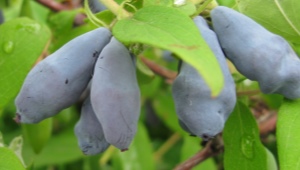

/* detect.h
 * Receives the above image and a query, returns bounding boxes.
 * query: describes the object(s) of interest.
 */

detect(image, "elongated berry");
[211,6,300,99]
[75,95,110,155]
[15,28,111,123]
[91,37,140,150]
[172,16,236,140]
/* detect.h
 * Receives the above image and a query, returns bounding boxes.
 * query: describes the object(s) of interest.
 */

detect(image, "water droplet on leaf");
[17,23,41,34]
[3,41,14,54]
[241,135,254,159]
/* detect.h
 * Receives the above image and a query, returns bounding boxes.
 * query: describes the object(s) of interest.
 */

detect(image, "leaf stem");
[99,0,132,19]
[84,0,108,28]
[237,90,261,96]
[99,146,116,166]
[140,56,177,82]
[174,139,223,170]
[194,0,213,15]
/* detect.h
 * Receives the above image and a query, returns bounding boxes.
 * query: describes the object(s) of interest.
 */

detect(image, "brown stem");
[74,13,87,26]
[174,141,222,170]
[259,113,277,136]
[36,0,71,11]
[173,111,277,170]
[237,90,261,96]
[140,57,177,82]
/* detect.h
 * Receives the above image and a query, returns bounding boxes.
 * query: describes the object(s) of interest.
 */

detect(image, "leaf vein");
[274,0,300,37]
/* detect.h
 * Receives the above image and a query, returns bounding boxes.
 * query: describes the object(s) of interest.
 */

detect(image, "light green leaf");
[0,17,51,109]
[223,101,267,170]
[175,2,196,16]
[0,131,4,147]
[238,0,300,44]
[114,123,155,170]
[180,136,216,170]
[143,0,173,7]
[31,1,51,24]
[216,0,237,8]
[0,147,26,170]
[8,136,25,167]
[265,148,278,170]
[277,99,300,170]
[113,6,224,96]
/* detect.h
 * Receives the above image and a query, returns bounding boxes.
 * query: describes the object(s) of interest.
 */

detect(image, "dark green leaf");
[223,101,267,170]
[30,128,83,167]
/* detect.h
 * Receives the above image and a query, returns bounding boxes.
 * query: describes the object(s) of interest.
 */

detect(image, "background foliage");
[0,0,300,170]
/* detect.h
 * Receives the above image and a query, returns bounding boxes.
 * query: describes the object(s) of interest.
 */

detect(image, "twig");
[36,0,70,11]
[174,140,222,170]
[74,13,87,26]
[237,90,261,96]
[140,57,177,82]
[154,133,181,162]
[259,113,277,136]
[100,0,131,19]
[173,111,277,170]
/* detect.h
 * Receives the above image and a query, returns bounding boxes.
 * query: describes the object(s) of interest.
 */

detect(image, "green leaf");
[223,101,267,170]
[238,0,300,44]
[261,94,283,110]
[291,42,300,56]
[0,17,51,109]
[48,10,78,35]
[19,0,33,18]
[113,5,224,96]
[114,123,155,170]
[175,2,196,16]
[139,76,162,99]
[180,136,216,170]
[216,0,237,8]
[0,147,26,170]
[22,118,52,154]
[277,99,300,170]
[31,1,51,24]
[50,24,94,53]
